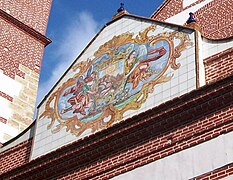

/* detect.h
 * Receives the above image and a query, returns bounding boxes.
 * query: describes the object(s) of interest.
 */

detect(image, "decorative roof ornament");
[185,12,201,33]
[186,12,196,24]
[117,3,125,13]
[112,3,129,20]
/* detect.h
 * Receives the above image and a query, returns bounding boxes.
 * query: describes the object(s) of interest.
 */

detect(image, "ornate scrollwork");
[39,24,193,137]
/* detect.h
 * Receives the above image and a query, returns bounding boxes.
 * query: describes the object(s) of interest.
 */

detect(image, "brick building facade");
[0,0,51,143]
[0,0,232,179]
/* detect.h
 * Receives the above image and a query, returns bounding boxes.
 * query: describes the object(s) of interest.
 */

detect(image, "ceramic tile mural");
[32,16,196,159]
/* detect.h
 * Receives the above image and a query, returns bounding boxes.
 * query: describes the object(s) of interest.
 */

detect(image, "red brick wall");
[0,0,51,143]
[195,0,233,40]
[0,0,52,34]
[204,47,233,84]
[57,98,233,179]
[0,138,32,174]
[1,75,232,179]
[0,18,45,79]
[151,0,233,40]
[151,0,183,21]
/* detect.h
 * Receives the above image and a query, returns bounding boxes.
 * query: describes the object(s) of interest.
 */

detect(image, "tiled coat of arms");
[40,25,193,136]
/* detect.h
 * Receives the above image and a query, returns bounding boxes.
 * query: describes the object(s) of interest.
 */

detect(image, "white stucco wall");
[0,71,22,97]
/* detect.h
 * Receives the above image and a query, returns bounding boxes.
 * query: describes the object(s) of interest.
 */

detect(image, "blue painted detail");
[117,3,125,13]
[187,12,196,24]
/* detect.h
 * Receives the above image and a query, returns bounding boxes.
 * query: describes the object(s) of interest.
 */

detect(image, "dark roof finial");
[117,3,125,13]
[186,12,196,24]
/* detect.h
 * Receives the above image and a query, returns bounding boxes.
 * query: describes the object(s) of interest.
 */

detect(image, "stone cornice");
[0,9,51,46]
[204,47,233,65]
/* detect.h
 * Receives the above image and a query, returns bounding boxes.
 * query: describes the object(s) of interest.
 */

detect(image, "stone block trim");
[194,163,233,180]
[0,0,52,34]
[151,0,233,40]
[0,91,13,102]
[204,47,233,84]
[0,64,39,143]
[0,74,232,179]
[0,138,32,174]
[0,18,45,79]
[9,64,39,127]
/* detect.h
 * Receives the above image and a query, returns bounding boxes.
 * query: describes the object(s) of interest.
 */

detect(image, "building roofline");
[150,0,233,41]
[150,0,171,19]
[37,13,194,109]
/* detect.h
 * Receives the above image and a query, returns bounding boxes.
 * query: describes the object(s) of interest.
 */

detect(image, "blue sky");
[37,0,164,105]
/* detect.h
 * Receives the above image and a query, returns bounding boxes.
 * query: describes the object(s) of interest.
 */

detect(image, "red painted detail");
[0,117,7,124]
[0,91,13,102]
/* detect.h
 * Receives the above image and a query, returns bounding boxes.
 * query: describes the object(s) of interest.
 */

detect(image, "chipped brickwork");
[151,0,233,40]
[204,47,233,84]
[0,0,52,34]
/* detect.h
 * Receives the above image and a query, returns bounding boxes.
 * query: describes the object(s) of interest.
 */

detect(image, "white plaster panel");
[183,0,199,8]
[0,96,12,119]
[32,16,196,159]
[113,131,233,180]
[202,38,233,60]
[0,72,22,97]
